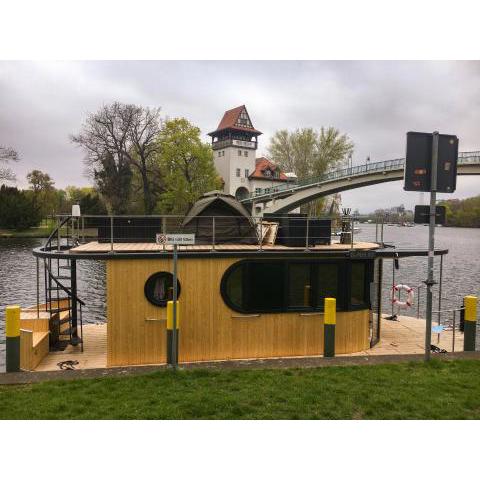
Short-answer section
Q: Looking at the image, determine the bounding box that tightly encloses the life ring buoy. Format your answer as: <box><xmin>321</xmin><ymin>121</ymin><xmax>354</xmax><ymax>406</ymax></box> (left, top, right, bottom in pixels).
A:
<box><xmin>391</xmin><ymin>284</ymin><xmax>414</xmax><ymax>309</ymax></box>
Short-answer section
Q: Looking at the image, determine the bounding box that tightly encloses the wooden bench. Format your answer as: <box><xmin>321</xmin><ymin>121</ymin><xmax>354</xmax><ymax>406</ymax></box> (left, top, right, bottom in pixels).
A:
<box><xmin>19</xmin><ymin>309</ymin><xmax>51</xmax><ymax>371</ymax></box>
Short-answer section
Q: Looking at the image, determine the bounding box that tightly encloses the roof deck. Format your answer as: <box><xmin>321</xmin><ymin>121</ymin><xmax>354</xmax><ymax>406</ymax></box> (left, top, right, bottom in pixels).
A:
<box><xmin>70</xmin><ymin>240</ymin><xmax>380</xmax><ymax>254</ymax></box>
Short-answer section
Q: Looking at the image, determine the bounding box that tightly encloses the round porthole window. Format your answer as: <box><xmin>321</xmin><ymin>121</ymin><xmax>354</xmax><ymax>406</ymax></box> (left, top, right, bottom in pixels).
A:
<box><xmin>144</xmin><ymin>272</ymin><xmax>181</xmax><ymax>307</ymax></box>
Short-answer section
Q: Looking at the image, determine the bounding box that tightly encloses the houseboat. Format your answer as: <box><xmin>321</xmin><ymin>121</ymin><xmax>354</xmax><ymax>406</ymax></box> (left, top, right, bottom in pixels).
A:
<box><xmin>9</xmin><ymin>190</ymin><xmax>449</xmax><ymax>372</ymax></box>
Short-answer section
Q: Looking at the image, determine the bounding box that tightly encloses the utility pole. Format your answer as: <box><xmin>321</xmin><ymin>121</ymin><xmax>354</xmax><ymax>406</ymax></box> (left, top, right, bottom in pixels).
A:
<box><xmin>424</xmin><ymin>131</ymin><xmax>439</xmax><ymax>361</ymax></box>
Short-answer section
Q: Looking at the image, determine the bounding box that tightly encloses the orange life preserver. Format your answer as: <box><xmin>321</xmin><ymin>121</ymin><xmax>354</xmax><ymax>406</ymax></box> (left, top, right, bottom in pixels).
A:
<box><xmin>391</xmin><ymin>284</ymin><xmax>414</xmax><ymax>309</ymax></box>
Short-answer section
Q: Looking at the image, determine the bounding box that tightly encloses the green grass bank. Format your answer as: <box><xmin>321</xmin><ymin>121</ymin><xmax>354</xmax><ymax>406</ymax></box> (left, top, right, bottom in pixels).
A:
<box><xmin>1</xmin><ymin>359</ymin><xmax>479</xmax><ymax>419</ymax></box>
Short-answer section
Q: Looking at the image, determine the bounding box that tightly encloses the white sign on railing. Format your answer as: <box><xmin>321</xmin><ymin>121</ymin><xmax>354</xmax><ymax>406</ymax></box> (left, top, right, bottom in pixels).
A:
<box><xmin>156</xmin><ymin>233</ymin><xmax>195</xmax><ymax>245</ymax></box>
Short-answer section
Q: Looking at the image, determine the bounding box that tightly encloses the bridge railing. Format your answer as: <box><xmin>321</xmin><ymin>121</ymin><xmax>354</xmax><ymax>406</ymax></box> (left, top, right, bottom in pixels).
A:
<box><xmin>247</xmin><ymin>151</ymin><xmax>480</xmax><ymax>201</ymax></box>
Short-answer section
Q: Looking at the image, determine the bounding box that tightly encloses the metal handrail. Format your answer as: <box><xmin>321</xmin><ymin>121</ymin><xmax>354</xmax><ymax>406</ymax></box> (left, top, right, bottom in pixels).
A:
<box><xmin>246</xmin><ymin>151</ymin><xmax>480</xmax><ymax>201</ymax></box>
<box><xmin>44</xmin><ymin>215</ymin><xmax>71</xmax><ymax>248</ymax></box>
<box><xmin>44</xmin><ymin>261</ymin><xmax>86</xmax><ymax>306</ymax></box>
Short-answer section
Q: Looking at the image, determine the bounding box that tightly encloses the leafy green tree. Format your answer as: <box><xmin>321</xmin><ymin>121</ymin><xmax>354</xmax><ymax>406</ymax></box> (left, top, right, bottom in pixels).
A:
<box><xmin>0</xmin><ymin>185</ymin><xmax>41</xmax><ymax>229</ymax></box>
<box><xmin>268</xmin><ymin>127</ymin><xmax>354</xmax><ymax>179</ymax></box>
<box><xmin>93</xmin><ymin>152</ymin><xmax>133</xmax><ymax>214</ymax></box>
<box><xmin>26</xmin><ymin>169</ymin><xmax>56</xmax><ymax>217</ymax></box>
<box><xmin>439</xmin><ymin>196</ymin><xmax>480</xmax><ymax>228</ymax></box>
<box><xmin>268</xmin><ymin>127</ymin><xmax>354</xmax><ymax>215</ymax></box>
<box><xmin>155</xmin><ymin>118</ymin><xmax>222</xmax><ymax>214</ymax></box>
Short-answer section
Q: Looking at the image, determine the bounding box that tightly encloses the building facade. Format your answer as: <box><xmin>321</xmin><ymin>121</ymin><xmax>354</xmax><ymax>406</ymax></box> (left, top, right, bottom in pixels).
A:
<box><xmin>208</xmin><ymin>105</ymin><xmax>293</xmax><ymax>210</ymax></box>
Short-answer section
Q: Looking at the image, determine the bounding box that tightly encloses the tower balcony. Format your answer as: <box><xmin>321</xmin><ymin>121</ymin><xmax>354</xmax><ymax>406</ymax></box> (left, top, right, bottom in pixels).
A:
<box><xmin>212</xmin><ymin>138</ymin><xmax>258</xmax><ymax>150</ymax></box>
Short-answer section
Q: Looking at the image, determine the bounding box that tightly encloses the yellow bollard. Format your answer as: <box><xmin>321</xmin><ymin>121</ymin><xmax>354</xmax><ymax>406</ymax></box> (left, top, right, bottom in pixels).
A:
<box><xmin>464</xmin><ymin>296</ymin><xmax>477</xmax><ymax>351</ymax></box>
<box><xmin>6</xmin><ymin>305</ymin><xmax>21</xmax><ymax>372</ymax></box>
<box><xmin>166</xmin><ymin>301</ymin><xmax>180</xmax><ymax>364</ymax></box>
<box><xmin>324</xmin><ymin>298</ymin><xmax>336</xmax><ymax>357</ymax></box>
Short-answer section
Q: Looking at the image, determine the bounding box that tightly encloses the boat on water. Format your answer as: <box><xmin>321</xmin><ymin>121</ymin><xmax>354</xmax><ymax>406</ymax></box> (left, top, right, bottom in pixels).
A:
<box><xmin>7</xmin><ymin>192</ymin><xmax>449</xmax><ymax>372</ymax></box>
<box><xmin>332</xmin><ymin>227</ymin><xmax>361</xmax><ymax>236</ymax></box>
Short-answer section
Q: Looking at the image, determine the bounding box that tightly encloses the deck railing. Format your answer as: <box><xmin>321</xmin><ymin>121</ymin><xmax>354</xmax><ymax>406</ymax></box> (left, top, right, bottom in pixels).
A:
<box><xmin>46</xmin><ymin>213</ymin><xmax>394</xmax><ymax>253</ymax></box>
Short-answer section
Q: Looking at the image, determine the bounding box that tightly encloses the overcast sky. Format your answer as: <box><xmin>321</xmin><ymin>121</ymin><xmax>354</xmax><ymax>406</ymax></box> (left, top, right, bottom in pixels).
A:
<box><xmin>1</xmin><ymin>60</ymin><xmax>479</xmax><ymax>212</ymax></box>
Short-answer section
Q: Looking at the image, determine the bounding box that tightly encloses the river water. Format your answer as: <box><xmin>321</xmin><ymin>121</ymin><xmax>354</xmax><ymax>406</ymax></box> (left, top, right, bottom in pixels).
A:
<box><xmin>1</xmin><ymin>225</ymin><xmax>479</xmax><ymax>369</ymax></box>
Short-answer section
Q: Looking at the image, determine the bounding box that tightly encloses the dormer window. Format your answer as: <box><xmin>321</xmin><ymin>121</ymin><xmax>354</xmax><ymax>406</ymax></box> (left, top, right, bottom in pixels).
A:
<box><xmin>264</xmin><ymin>169</ymin><xmax>272</xmax><ymax>177</ymax></box>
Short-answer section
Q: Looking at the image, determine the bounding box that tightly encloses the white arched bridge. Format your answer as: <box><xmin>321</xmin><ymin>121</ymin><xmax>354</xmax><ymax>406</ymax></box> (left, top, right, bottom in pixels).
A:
<box><xmin>242</xmin><ymin>151</ymin><xmax>480</xmax><ymax>214</ymax></box>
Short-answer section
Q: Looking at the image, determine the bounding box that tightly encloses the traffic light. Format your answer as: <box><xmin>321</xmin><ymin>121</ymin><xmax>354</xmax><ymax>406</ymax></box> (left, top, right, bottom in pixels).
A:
<box><xmin>404</xmin><ymin>131</ymin><xmax>458</xmax><ymax>193</ymax></box>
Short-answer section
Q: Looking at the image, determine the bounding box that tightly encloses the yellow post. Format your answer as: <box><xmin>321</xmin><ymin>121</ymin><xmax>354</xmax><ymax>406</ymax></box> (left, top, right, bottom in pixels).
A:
<box><xmin>6</xmin><ymin>305</ymin><xmax>21</xmax><ymax>372</ymax></box>
<box><xmin>166</xmin><ymin>301</ymin><xmax>180</xmax><ymax>364</ymax></box>
<box><xmin>464</xmin><ymin>296</ymin><xmax>477</xmax><ymax>351</ymax></box>
<box><xmin>324</xmin><ymin>298</ymin><xmax>336</xmax><ymax>357</ymax></box>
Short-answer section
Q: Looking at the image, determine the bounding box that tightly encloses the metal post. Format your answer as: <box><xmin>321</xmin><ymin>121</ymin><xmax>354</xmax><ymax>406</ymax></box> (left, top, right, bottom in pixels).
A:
<box><xmin>82</xmin><ymin>216</ymin><xmax>85</xmax><ymax>244</ymax></box>
<box><xmin>110</xmin><ymin>216</ymin><xmax>114</xmax><ymax>252</ymax></box>
<box><xmin>71</xmin><ymin>216</ymin><xmax>75</xmax><ymax>246</ymax></box>
<box><xmin>162</xmin><ymin>217</ymin><xmax>166</xmax><ymax>252</ymax></box>
<box><xmin>57</xmin><ymin>217</ymin><xmax>61</xmax><ymax>252</ymax></box>
<box><xmin>350</xmin><ymin>217</ymin><xmax>354</xmax><ymax>249</ymax></box>
<box><xmin>212</xmin><ymin>216</ymin><xmax>216</xmax><ymax>251</ymax></box>
<box><xmin>36</xmin><ymin>257</ymin><xmax>40</xmax><ymax>318</ymax></box>
<box><xmin>391</xmin><ymin>253</ymin><xmax>395</xmax><ymax>318</ymax></box>
<box><xmin>452</xmin><ymin>310</ymin><xmax>456</xmax><ymax>353</ymax></box>
<box><xmin>305</xmin><ymin>216</ymin><xmax>310</xmax><ymax>251</ymax></box>
<box><xmin>438</xmin><ymin>254</ymin><xmax>443</xmax><ymax>327</ymax></box>
<box><xmin>70</xmin><ymin>260</ymin><xmax>79</xmax><ymax>345</ymax></box>
<box><xmin>258</xmin><ymin>217</ymin><xmax>263</xmax><ymax>252</ymax></box>
<box><xmin>172</xmin><ymin>244</ymin><xmax>178</xmax><ymax>368</ymax></box>
<box><xmin>417</xmin><ymin>285</ymin><xmax>421</xmax><ymax>319</ymax></box>
<box><xmin>424</xmin><ymin>131</ymin><xmax>439</xmax><ymax>361</ymax></box>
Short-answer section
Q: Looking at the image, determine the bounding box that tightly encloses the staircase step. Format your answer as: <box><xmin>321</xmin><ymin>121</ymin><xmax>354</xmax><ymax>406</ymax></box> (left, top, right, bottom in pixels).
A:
<box><xmin>51</xmin><ymin>317</ymin><xmax>71</xmax><ymax>326</ymax></box>
<box><xmin>47</xmin><ymin>286</ymin><xmax>63</xmax><ymax>291</ymax></box>
<box><xmin>47</xmin><ymin>297</ymin><xmax>70</xmax><ymax>303</ymax></box>
<box><xmin>59</xmin><ymin>329</ymin><xmax>83</xmax><ymax>343</ymax></box>
<box><xmin>59</xmin><ymin>265</ymin><xmax>71</xmax><ymax>270</ymax></box>
<box><xmin>54</xmin><ymin>276</ymin><xmax>71</xmax><ymax>280</ymax></box>
<box><xmin>49</xmin><ymin>307</ymin><xmax>71</xmax><ymax>314</ymax></box>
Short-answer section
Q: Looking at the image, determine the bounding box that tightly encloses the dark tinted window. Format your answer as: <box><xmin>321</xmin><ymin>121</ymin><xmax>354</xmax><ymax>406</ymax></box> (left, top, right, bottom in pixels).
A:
<box><xmin>224</xmin><ymin>263</ymin><xmax>245</xmax><ymax>310</ymax></box>
<box><xmin>317</xmin><ymin>263</ymin><xmax>339</xmax><ymax>309</ymax></box>
<box><xmin>221</xmin><ymin>260</ymin><xmax>371</xmax><ymax>313</ymax></box>
<box><xmin>288</xmin><ymin>263</ymin><xmax>312</xmax><ymax>308</ymax></box>
<box><xmin>351</xmin><ymin>262</ymin><xmax>366</xmax><ymax>306</ymax></box>
<box><xmin>144</xmin><ymin>272</ymin><xmax>180</xmax><ymax>307</ymax></box>
<box><xmin>249</xmin><ymin>262</ymin><xmax>284</xmax><ymax>311</ymax></box>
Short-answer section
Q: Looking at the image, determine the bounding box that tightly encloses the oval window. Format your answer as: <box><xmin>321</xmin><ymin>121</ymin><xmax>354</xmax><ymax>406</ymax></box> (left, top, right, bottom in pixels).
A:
<box><xmin>144</xmin><ymin>272</ymin><xmax>181</xmax><ymax>307</ymax></box>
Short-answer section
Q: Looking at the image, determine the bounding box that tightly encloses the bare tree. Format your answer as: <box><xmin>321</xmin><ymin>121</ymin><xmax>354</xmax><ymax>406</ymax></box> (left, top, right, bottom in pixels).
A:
<box><xmin>71</xmin><ymin>102</ymin><xmax>163</xmax><ymax>214</ymax></box>
<box><xmin>0</xmin><ymin>146</ymin><xmax>20</xmax><ymax>183</ymax></box>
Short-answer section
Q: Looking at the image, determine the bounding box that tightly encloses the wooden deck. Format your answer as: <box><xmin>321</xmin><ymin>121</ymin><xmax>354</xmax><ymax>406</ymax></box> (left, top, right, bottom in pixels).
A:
<box><xmin>351</xmin><ymin>315</ymin><xmax>464</xmax><ymax>356</ymax></box>
<box><xmin>35</xmin><ymin>323</ymin><xmax>107</xmax><ymax>371</ymax></box>
<box><xmin>70</xmin><ymin>241</ymin><xmax>379</xmax><ymax>254</ymax></box>
<box><xmin>32</xmin><ymin>315</ymin><xmax>464</xmax><ymax>372</ymax></box>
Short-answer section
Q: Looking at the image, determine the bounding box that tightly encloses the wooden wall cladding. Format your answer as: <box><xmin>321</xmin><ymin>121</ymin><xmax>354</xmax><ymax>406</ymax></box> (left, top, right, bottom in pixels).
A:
<box><xmin>106</xmin><ymin>258</ymin><xmax>370</xmax><ymax>366</ymax></box>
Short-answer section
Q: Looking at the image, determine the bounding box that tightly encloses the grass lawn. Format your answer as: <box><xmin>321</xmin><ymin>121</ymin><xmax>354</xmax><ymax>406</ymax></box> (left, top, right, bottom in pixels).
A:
<box><xmin>1</xmin><ymin>359</ymin><xmax>479</xmax><ymax>419</ymax></box>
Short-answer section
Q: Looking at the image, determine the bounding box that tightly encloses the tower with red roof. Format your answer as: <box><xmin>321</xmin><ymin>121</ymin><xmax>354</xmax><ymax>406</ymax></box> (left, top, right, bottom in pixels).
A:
<box><xmin>209</xmin><ymin>105</ymin><xmax>292</xmax><ymax>207</ymax></box>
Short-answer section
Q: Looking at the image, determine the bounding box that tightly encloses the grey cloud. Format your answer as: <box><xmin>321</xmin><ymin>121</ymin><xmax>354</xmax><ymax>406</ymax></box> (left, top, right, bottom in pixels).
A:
<box><xmin>0</xmin><ymin>61</ymin><xmax>478</xmax><ymax>212</ymax></box>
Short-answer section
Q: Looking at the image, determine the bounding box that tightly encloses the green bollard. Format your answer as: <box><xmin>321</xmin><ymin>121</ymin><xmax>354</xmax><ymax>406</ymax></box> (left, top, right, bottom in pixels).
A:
<box><xmin>6</xmin><ymin>305</ymin><xmax>21</xmax><ymax>372</ymax></box>
<box><xmin>463</xmin><ymin>296</ymin><xmax>477</xmax><ymax>352</ymax></box>
<box><xmin>324</xmin><ymin>298</ymin><xmax>336</xmax><ymax>357</ymax></box>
